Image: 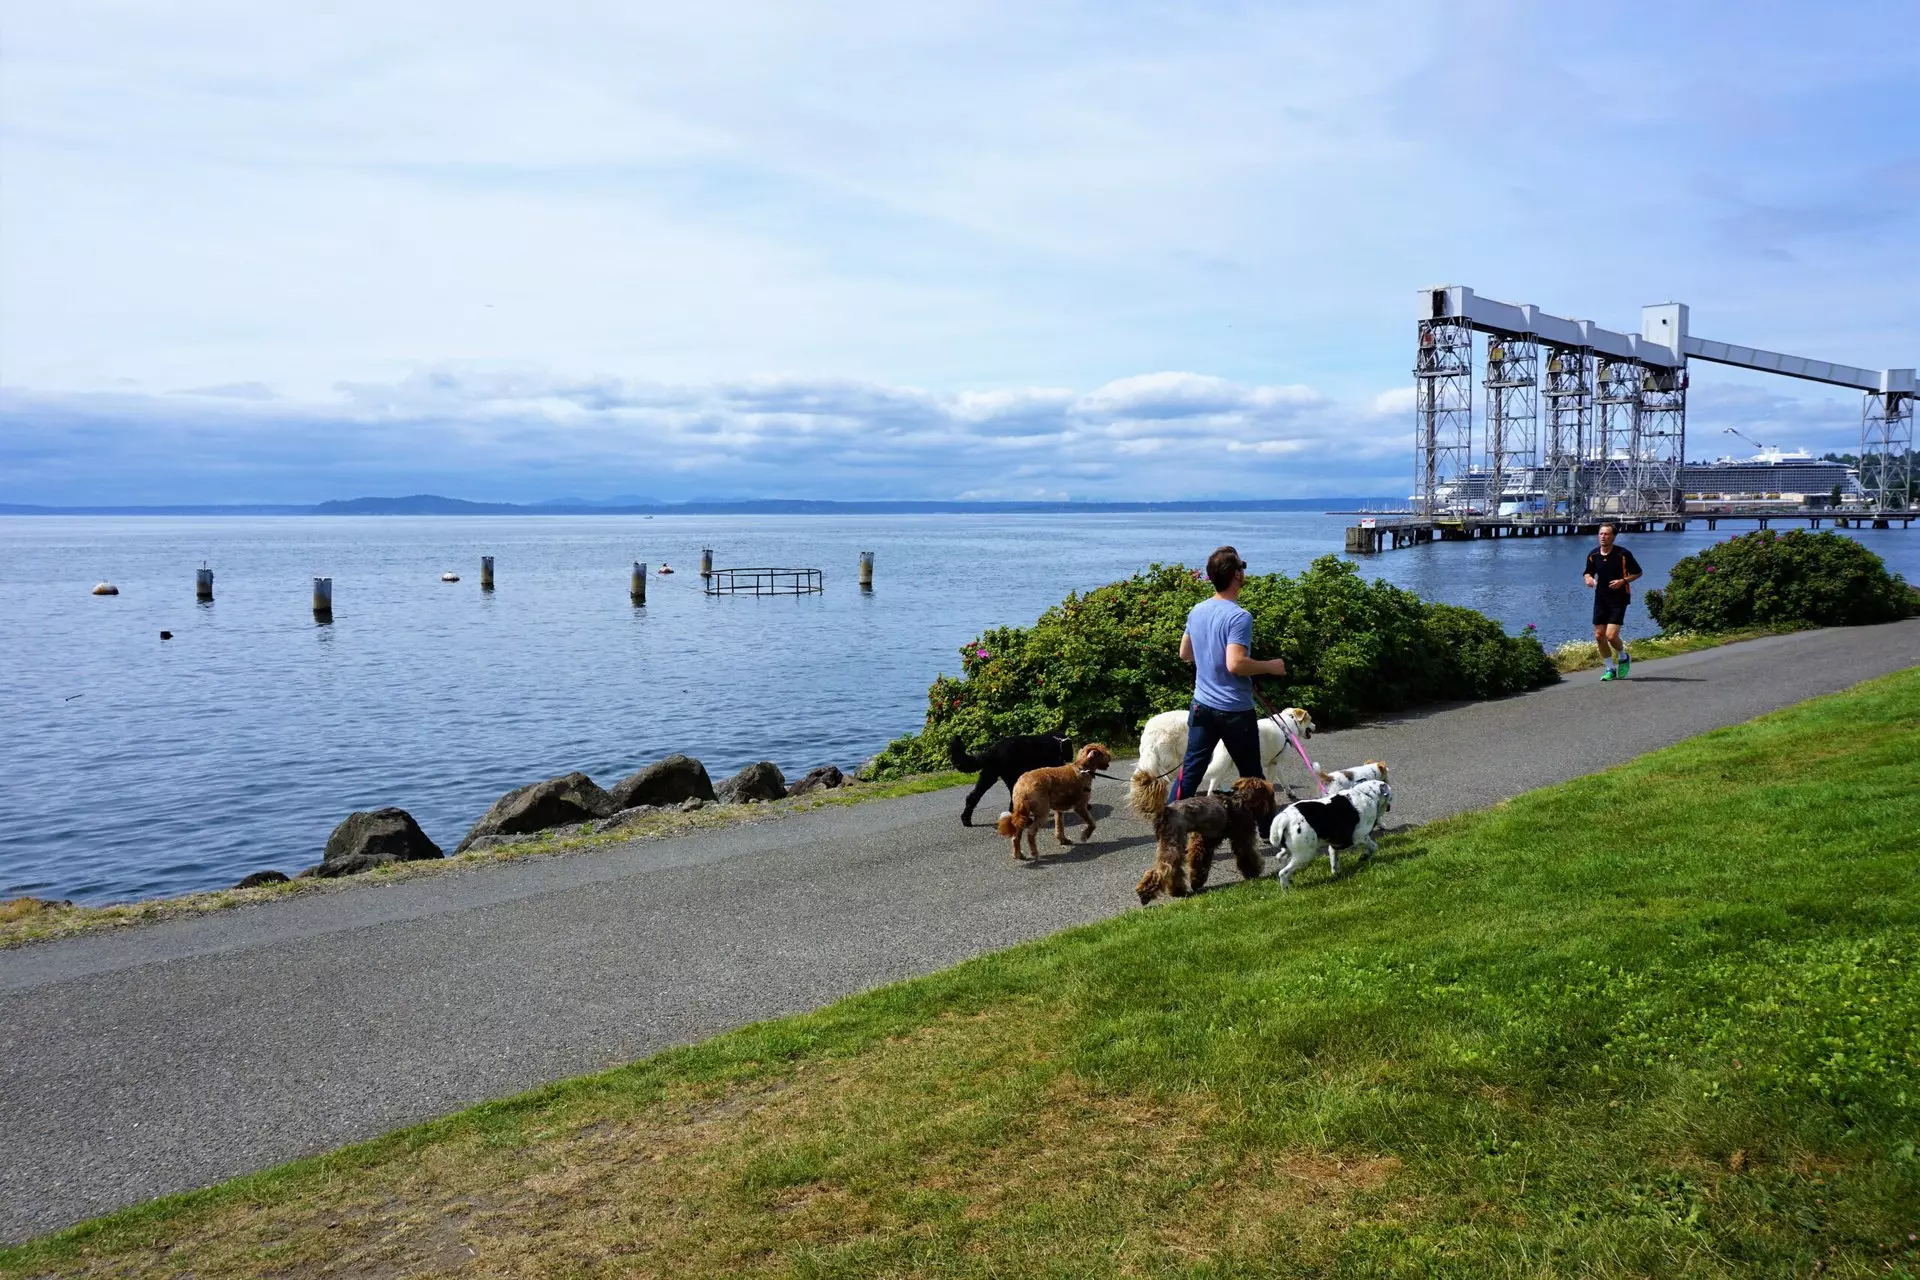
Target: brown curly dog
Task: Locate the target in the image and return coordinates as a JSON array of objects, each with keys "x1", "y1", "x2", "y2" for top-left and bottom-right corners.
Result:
[
  {"x1": 995, "y1": 743, "x2": 1112, "y2": 860},
  {"x1": 1134, "y1": 776, "x2": 1279, "y2": 904}
]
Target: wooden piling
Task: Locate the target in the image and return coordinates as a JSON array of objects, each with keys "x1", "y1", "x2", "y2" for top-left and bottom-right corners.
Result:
[
  {"x1": 630, "y1": 562, "x2": 647, "y2": 605},
  {"x1": 700, "y1": 548, "x2": 713, "y2": 578},
  {"x1": 858, "y1": 550, "x2": 874, "y2": 590},
  {"x1": 312, "y1": 577, "x2": 333, "y2": 617},
  {"x1": 480, "y1": 556, "x2": 494, "y2": 591},
  {"x1": 196, "y1": 567, "x2": 214, "y2": 601}
]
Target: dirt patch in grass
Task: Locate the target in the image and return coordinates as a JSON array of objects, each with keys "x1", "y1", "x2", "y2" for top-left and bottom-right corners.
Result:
[{"x1": 22, "y1": 1006, "x2": 1403, "y2": 1279}]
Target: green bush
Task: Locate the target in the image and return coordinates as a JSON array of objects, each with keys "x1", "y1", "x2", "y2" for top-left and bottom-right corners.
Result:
[
  {"x1": 869, "y1": 556, "x2": 1559, "y2": 778},
  {"x1": 1644, "y1": 529, "x2": 1916, "y2": 633}
]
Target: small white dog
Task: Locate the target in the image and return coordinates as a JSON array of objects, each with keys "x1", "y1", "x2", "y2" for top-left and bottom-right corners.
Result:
[
  {"x1": 1316, "y1": 760, "x2": 1389, "y2": 794},
  {"x1": 1268, "y1": 779, "x2": 1392, "y2": 888},
  {"x1": 1128, "y1": 706, "x2": 1316, "y2": 820}
]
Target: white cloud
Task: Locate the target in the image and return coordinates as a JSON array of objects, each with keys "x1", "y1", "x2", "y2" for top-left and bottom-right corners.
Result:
[{"x1": 0, "y1": 368, "x2": 1413, "y2": 504}]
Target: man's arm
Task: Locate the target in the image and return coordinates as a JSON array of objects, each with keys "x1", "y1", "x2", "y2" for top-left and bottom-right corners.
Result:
[
  {"x1": 1612, "y1": 551, "x2": 1643, "y2": 591},
  {"x1": 1583, "y1": 551, "x2": 1597, "y2": 588},
  {"x1": 1179, "y1": 631, "x2": 1194, "y2": 665},
  {"x1": 1225, "y1": 643, "x2": 1286, "y2": 677}
]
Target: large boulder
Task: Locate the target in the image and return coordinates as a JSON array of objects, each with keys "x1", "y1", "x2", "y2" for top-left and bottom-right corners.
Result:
[
  {"x1": 715, "y1": 761, "x2": 786, "y2": 804},
  {"x1": 454, "y1": 772, "x2": 616, "y2": 854},
  {"x1": 298, "y1": 807, "x2": 444, "y2": 878},
  {"x1": 324, "y1": 807, "x2": 443, "y2": 865},
  {"x1": 606, "y1": 754, "x2": 716, "y2": 810},
  {"x1": 787, "y1": 765, "x2": 845, "y2": 797}
]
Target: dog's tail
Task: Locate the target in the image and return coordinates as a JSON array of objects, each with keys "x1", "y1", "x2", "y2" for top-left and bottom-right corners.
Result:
[
  {"x1": 994, "y1": 809, "x2": 1018, "y2": 837},
  {"x1": 948, "y1": 737, "x2": 982, "y2": 773},
  {"x1": 1129, "y1": 768, "x2": 1169, "y2": 821}
]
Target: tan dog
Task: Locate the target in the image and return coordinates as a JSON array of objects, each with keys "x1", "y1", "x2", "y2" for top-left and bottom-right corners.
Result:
[
  {"x1": 995, "y1": 744, "x2": 1112, "y2": 860},
  {"x1": 1135, "y1": 777, "x2": 1279, "y2": 904}
]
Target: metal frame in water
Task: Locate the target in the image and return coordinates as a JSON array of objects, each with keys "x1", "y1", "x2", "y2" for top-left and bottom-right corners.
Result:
[{"x1": 704, "y1": 567, "x2": 825, "y2": 596}]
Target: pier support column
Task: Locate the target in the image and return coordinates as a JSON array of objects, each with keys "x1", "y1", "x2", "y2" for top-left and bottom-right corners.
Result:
[
  {"x1": 480, "y1": 556, "x2": 494, "y2": 590},
  {"x1": 630, "y1": 562, "x2": 647, "y2": 604},
  {"x1": 312, "y1": 577, "x2": 333, "y2": 619},
  {"x1": 195, "y1": 567, "x2": 214, "y2": 602}
]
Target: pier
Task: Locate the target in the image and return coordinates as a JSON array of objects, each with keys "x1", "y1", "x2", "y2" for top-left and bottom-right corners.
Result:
[{"x1": 1346, "y1": 509, "x2": 1916, "y2": 554}]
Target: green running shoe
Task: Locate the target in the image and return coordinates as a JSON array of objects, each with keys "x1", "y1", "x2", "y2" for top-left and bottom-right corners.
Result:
[
  {"x1": 1600, "y1": 668, "x2": 1617, "y2": 681},
  {"x1": 1617, "y1": 653, "x2": 1631, "y2": 678}
]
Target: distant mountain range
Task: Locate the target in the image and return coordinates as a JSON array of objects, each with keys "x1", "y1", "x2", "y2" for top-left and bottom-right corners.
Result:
[{"x1": 1, "y1": 494, "x2": 1399, "y2": 517}]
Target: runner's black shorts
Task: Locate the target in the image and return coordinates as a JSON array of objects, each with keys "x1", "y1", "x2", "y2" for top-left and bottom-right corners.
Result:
[{"x1": 1592, "y1": 594, "x2": 1629, "y2": 627}]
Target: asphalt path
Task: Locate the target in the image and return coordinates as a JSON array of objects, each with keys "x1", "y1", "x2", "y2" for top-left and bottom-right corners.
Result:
[{"x1": 3, "y1": 620, "x2": 1915, "y2": 1241}]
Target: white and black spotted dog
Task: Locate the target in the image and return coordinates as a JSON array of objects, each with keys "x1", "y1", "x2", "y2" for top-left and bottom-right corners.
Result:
[
  {"x1": 1268, "y1": 779, "x2": 1392, "y2": 889},
  {"x1": 1315, "y1": 760, "x2": 1388, "y2": 794}
]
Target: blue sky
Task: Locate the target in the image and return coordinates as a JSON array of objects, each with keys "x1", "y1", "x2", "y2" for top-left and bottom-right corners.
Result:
[{"x1": 2, "y1": 1, "x2": 1915, "y2": 504}]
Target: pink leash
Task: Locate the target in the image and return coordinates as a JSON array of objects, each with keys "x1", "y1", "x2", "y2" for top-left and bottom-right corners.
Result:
[{"x1": 1254, "y1": 689, "x2": 1326, "y2": 797}]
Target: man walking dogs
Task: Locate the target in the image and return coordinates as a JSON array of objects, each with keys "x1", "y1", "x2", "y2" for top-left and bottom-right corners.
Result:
[
  {"x1": 1173, "y1": 547, "x2": 1287, "y2": 800},
  {"x1": 1584, "y1": 522, "x2": 1643, "y2": 681}
]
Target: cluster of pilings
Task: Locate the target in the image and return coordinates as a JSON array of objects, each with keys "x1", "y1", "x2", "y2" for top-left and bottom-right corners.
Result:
[{"x1": 129, "y1": 550, "x2": 881, "y2": 618}]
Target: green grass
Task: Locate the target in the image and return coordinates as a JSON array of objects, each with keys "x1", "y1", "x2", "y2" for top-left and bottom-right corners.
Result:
[
  {"x1": 1549, "y1": 625, "x2": 1804, "y2": 673},
  {"x1": 5, "y1": 673, "x2": 1918, "y2": 1277},
  {"x1": 0, "y1": 770, "x2": 976, "y2": 950}
]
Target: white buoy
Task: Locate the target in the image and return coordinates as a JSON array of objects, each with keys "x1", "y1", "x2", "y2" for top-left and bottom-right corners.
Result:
[
  {"x1": 441, "y1": 571, "x2": 460, "y2": 582},
  {"x1": 92, "y1": 583, "x2": 118, "y2": 596}
]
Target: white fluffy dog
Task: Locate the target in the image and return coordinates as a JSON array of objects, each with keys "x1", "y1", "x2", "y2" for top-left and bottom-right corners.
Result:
[
  {"x1": 1268, "y1": 779, "x2": 1392, "y2": 888},
  {"x1": 1316, "y1": 760, "x2": 1389, "y2": 794},
  {"x1": 1127, "y1": 706, "x2": 1316, "y2": 820}
]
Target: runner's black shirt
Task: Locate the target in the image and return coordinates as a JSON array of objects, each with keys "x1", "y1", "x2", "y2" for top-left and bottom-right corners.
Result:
[{"x1": 1586, "y1": 545, "x2": 1642, "y2": 601}]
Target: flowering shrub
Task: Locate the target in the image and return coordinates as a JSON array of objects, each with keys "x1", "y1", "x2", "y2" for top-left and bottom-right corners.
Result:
[
  {"x1": 869, "y1": 556, "x2": 1558, "y2": 778},
  {"x1": 1645, "y1": 530, "x2": 1915, "y2": 633}
]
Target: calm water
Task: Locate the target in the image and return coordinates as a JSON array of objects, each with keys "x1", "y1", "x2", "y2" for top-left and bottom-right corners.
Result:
[{"x1": 4, "y1": 513, "x2": 1915, "y2": 903}]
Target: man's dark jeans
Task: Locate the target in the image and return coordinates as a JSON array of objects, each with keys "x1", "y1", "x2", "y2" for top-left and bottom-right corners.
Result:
[{"x1": 1171, "y1": 702, "x2": 1264, "y2": 801}]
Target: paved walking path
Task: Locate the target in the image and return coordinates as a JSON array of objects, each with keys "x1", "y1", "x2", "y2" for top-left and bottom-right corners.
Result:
[{"x1": 3, "y1": 621, "x2": 1915, "y2": 1241}]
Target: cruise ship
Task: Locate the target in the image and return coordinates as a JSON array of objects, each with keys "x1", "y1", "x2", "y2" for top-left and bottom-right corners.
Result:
[{"x1": 1428, "y1": 448, "x2": 1866, "y2": 515}]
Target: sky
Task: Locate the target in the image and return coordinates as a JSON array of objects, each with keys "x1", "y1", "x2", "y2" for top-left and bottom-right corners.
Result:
[{"x1": 2, "y1": 1, "x2": 1916, "y2": 505}]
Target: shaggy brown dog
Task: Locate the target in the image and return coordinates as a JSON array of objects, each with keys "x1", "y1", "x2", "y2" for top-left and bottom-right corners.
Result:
[
  {"x1": 1134, "y1": 776, "x2": 1279, "y2": 904},
  {"x1": 995, "y1": 744, "x2": 1112, "y2": 860}
]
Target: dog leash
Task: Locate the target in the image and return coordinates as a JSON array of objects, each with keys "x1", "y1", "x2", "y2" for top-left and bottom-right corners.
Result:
[{"x1": 1253, "y1": 688, "x2": 1326, "y2": 798}]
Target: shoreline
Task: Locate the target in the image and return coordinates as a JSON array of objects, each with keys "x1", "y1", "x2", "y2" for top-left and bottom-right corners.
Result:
[
  {"x1": 2, "y1": 622, "x2": 1831, "y2": 950},
  {"x1": 0, "y1": 769, "x2": 972, "y2": 951}
]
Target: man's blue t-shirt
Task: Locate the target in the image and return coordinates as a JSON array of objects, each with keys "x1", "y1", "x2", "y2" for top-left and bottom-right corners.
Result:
[{"x1": 1186, "y1": 596, "x2": 1254, "y2": 711}]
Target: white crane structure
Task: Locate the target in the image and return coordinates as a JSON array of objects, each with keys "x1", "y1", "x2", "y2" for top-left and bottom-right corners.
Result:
[{"x1": 1413, "y1": 286, "x2": 1915, "y2": 520}]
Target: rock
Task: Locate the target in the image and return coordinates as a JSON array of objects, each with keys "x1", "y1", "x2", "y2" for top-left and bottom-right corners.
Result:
[
  {"x1": 454, "y1": 772, "x2": 616, "y2": 854},
  {"x1": 323, "y1": 807, "x2": 444, "y2": 867},
  {"x1": 606, "y1": 754, "x2": 716, "y2": 809},
  {"x1": 159, "y1": 631, "x2": 173, "y2": 640},
  {"x1": 715, "y1": 761, "x2": 786, "y2": 804},
  {"x1": 462, "y1": 833, "x2": 538, "y2": 854},
  {"x1": 301, "y1": 853, "x2": 398, "y2": 879},
  {"x1": 679, "y1": 796, "x2": 706, "y2": 812},
  {"x1": 91, "y1": 583, "x2": 118, "y2": 596},
  {"x1": 603, "y1": 805, "x2": 662, "y2": 829},
  {"x1": 234, "y1": 870, "x2": 289, "y2": 889},
  {"x1": 787, "y1": 765, "x2": 845, "y2": 797},
  {"x1": 854, "y1": 755, "x2": 882, "y2": 782}
]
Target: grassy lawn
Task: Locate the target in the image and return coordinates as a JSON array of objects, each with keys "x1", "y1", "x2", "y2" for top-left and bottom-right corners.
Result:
[
  {"x1": 5, "y1": 672, "x2": 1918, "y2": 1277},
  {"x1": 0, "y1": 770, "x2": 974, "y2": 949},
  {"x1": 1549, "y1": 625, "x2": 1803, "y2": 674}
]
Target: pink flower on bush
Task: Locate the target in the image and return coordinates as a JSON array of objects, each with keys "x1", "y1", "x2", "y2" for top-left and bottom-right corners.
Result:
[{"x1": 975, "y1": 647, "x2": 990, "y2": 659}]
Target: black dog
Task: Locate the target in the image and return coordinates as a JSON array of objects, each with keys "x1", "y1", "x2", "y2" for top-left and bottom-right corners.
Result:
[{"x1": 950, "y1": 733, "x2": 1073, "y2": 826}]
